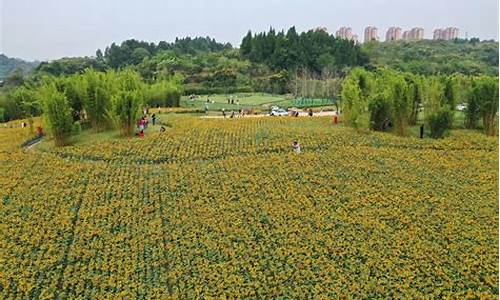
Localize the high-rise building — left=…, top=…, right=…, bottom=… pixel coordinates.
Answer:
left=412, top=27, right=425, bottom=40
left=335, top=27, right=358, bottom=43
left=402, top=31, right=410, bottom=40
left=433, top=27, right=459, bottom=40
left=364, top=26, right=379, bottom=43
left=402, top=27, right=424, bottom=41
left=444, top=27, right=459, bottom=40
left=433, top=29, right=443, bottom=40
left=385, top=27, right=402, bottom=41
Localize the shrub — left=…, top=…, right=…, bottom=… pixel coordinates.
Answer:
left=369, top=94, right=392, bottom=131
left=72, top=121, right=82, bottom=135
left=427, top=109, right=454, bottom=138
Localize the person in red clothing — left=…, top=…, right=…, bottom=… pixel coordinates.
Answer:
left=139, top=130, right=144, bottom=138
left=36, top=126, right=44, bottom=137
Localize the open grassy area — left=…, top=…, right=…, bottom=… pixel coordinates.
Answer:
left=181, top=93, right=292, bottom=111
left=180, top=93, right=341, bottom=111
left=0, top=116, right=498, bottom=298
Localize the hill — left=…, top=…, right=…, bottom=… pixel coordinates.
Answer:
left=363, top=39, right=499, bottom=76
left=0, top=54, right=39, bottom=80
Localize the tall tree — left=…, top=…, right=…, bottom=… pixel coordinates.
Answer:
left=240, top=31, right=253, bottom=58
left=39, top=83, right=74, bottom=146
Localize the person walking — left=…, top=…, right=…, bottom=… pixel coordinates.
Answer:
left=222, top=108, right=226, bottom=118
left=308, top=109, right=313, bottom=117
left=152, top=113, right=156, bottom=126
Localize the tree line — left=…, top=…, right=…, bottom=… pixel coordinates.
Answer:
left=240, top=27, right=368, bottom=74
left=35, top=37, right=232, bottom=76
left=341, top=68, right=498, bottom=137
left=363, top=39, right=498, bottom=76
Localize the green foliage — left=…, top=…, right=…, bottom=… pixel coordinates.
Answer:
left=106, top=69, right=144, bottom=136
left=390, top=75, right=411, bottom=136
left=0, top=54, right=38, bottom=80
left=241, top=27, right=368, bottom=74
left=0, top=86, right=40, bottom=122
left=427, top=109, right=454, bottom=138
left=103, top=38, right=232, bottom=69
left=72, top=121, right=82, bottom=135
left=54, top=75, right=88, bottom=121
left=364, top=40, right=498, bottom=76
left=342, top=68, right=413, bottom=135
left=145, top=80, right=182, bottom=107
left=368, top=93, right=392, bottom=131
left=36, top=57, right=105, bottom=76
left=39, top=83, right=73, bottom=146
left=471, top=77, right=499, bottom=136
left=111, top=91, right=142, bottom=136
left=341, top=69, right=372, bottom=130
left=81, top=69, right=114, bottom=131
left=405, top=74, right=424, bottom=125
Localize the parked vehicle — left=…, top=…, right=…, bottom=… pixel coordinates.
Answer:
left=270, top=109, right=289, bottom=117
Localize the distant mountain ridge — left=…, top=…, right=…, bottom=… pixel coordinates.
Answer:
left=0, top=54, right=39, bottom=80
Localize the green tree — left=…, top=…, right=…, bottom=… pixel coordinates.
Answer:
left=422, top=76, right=453, bottom=138
left=39, top=83, right=74, bottom=146
left=240, top=31, right=253, bottom=58
left=111, top=90, right=142, bottom=136
left=390, top=75, right=411, bottom=136
left=82, top=69, right=113, bottom=131
left=473, top=77, right=499, bottom=135
left=341, top=69, right=371, bottom=130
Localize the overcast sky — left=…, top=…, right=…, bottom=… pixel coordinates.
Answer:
left=0, top=0, right=498, bottom=61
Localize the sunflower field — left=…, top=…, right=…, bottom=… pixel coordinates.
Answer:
left=0, top=117, right=498, bottom=298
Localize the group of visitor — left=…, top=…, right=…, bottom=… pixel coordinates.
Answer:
left=222, top=109, right=247, bottom=118
left=136, top=106, right=166, bottom=138
left=227, top=97, right=239, bottom=105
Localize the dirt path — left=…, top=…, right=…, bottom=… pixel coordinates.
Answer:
left=201, top=111, right=338, bottom=119
left=23, top=137, right=44, bottom=150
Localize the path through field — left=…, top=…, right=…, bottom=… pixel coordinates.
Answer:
left=201, top=111, right=338, bottom=119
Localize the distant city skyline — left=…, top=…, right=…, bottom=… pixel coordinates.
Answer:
left=1, top=0, right=498, bottom=61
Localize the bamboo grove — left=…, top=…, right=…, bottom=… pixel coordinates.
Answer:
left=341, top=68, right=499, bottom=137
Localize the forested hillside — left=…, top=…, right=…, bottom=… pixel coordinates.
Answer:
left=0, top=29, right=498, bottom=123
left=0, top=54, right=39, bottom=80
left=364, top=39, right=498, bottom=76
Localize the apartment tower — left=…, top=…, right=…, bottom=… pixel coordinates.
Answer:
left=385, top=27, right=402, bottom=41
left=364, top=26, right=379, bottom=43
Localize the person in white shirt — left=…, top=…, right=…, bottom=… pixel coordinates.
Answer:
left=292, top=141, right=301, bottom=153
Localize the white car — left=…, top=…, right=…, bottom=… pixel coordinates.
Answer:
left=270, top=109, right=289, bottom=116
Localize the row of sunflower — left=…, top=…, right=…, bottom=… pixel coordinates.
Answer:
left=0, top=116, right=498, bottom=298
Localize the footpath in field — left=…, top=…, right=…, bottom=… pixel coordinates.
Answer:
left=201, top=111, right=338, bottom=119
